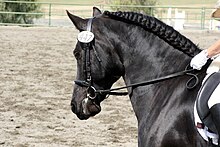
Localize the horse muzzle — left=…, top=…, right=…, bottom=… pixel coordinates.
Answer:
left=82, top=98, right=101, bottom=115
left=71, top=97, right=101, bottom=120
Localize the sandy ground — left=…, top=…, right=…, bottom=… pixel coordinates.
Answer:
left=0, top=26, right=219, bottom=147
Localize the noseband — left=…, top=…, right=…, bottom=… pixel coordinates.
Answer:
left=74, top=17, right=207, bottom=100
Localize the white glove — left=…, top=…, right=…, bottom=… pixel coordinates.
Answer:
left=190, top=50, right=209, bottom=70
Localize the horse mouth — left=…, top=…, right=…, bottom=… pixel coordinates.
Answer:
left=77, top=98, right=101, bottom=120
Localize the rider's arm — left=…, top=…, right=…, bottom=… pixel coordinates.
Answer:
left=190, top=39, right=220, bottom=70
left=207, top=39, right=220, bottom=58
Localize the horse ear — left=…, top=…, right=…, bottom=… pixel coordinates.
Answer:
left=66, top=10, right=86, bottom=31
left=93, top=7, right=102, bottom=17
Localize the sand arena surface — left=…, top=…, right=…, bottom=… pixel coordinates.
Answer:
left=0, top=26, right=219, bottom=147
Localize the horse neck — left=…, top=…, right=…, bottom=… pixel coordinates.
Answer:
left=112, top=24, right=192, bottom=86
left=108, top=23, right=199, bottom=119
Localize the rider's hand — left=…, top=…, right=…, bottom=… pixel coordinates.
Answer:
left=190, top=50, right=209, bottom=70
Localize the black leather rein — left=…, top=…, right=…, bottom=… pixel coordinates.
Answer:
left=75, top=68, right=199, bottom=96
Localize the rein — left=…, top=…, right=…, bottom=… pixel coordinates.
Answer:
left=74, top=16, right=205, bottom=99
left=75, top=68, right=200, bottom=96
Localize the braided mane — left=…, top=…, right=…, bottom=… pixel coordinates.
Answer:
left=104, top=11, right=201, bottom=57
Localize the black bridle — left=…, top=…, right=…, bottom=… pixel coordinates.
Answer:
left=74, top=17, right=202, bottom=100
left=76, top=17, right=97, bottom=99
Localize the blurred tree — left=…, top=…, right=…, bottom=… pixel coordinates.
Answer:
left=110, top=0, right=157, bottom=15
left=0, top=0, right=42, bottom=24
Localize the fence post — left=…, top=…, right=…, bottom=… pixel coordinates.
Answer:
left=201, top=7, right=205, bottom=30
left=48, top=3, right=52, bottom=26
left=150, top=6, right=153, bottom=16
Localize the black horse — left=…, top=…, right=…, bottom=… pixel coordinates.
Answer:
left=67, top=7, right=215, bottom=147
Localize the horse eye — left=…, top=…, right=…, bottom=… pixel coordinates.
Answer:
left=73, top=51, right=81, bottom=59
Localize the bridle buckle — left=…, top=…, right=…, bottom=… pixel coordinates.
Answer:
left=87, top=86, right=97, bottom=100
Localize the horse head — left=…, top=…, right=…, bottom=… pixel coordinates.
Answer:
left=67, top=7, right=124, bottom=120
left=66, top=7, right=217, bottom=146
